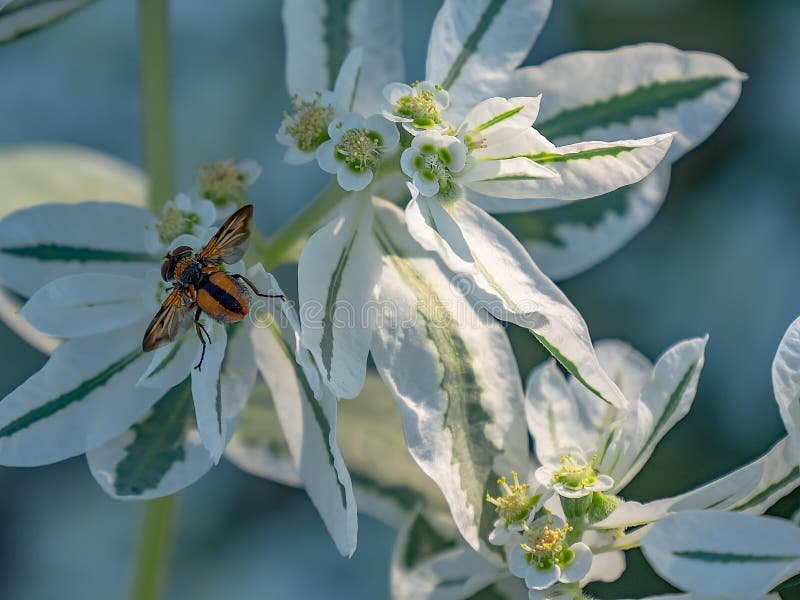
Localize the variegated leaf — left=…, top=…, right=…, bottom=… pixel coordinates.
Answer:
left=0, top=0, right=95, bottom=43
left=371, top=198, right=528, bottom=555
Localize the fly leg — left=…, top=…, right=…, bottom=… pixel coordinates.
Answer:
left=231, top=274, right=286, bottom=300
left=193, top=307, right=211, bottom=371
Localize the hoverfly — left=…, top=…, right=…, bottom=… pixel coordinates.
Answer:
left=142, top=204, right=283, bottom=370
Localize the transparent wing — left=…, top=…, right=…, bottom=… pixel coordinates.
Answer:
left=142, top=286, right=193, bottom=351
left=197, top=204, right=253, bottom=267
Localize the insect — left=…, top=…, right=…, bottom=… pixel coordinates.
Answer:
left=142, top=204, right=283, bottom=370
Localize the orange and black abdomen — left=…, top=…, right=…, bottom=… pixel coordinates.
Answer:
left=196, top=272, right=250, bottom=323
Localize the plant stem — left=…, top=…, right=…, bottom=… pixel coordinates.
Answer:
left=254, top=179, right=347, bottom=269
left=131, top=2, right=177, bottom=600
left=139, top=0, right=173, bottom=213
left=130, top=497, right=178, bottom=600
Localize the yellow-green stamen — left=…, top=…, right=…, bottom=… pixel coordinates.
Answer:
left=335, top=129, right=382, bottom=172
left=486, top=471, right=541, bottom=527
left=285, top=93, right=333, bottom=152
left=521, top=519, right=574, bottom=571
left=551, top=454, right=599, bottom=492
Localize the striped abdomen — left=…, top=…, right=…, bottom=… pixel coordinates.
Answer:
left=196, top=272, right=250, bottom=323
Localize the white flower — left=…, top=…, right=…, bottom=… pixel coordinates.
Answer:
left=382, top=80, right=450, bottom=133
left=197, top=158, right=262, bottom=209
left=316, top=113, right=399, bottom=191
left=535, top=449, right=614, bottom=500
left=144, top=193, right=216, bottom=253
left=276, top=48, right=365, bottom=164
left=400, top=130, right=467, bottom=197
left=508, top=515, right=593, bottom=591
left=486, top=471, right=551, bottom=546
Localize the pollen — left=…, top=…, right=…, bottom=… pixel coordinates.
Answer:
left=521, top=519, right=572, bottom=570
left=157, top=207, right=199, bottom=245
left=199, top=159, right=251, bottom=206
left=486, top=471, right=541, bottom=527
left=285, top=93, right=334, bottom=152
left=395, top=83, right=443, bottom=128
left=552, top=453, right=599, bottom=491
left=335, top=128, right=383, bottom=171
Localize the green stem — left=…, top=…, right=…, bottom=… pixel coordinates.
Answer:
left=254, top=179, right=348, bottom=269
left=130, top=497, right=178, bottom=600
left=139, top=0, right=173, bottom=213
left=131, top=2, right=177, bottom=600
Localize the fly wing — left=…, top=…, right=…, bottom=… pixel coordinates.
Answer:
left=197, top=204, right=253, bottom=267
left=142, top=286, right=193, bottom=351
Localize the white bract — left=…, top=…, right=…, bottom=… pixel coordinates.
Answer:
left=316, top=112, right=400, bottom=191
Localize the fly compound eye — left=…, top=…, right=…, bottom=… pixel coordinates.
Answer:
left=160, top=254, right=172, bottom=281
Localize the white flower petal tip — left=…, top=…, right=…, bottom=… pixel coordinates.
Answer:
left=559, top=543, right=593, bottom=583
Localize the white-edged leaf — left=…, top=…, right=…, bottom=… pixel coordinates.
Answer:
left=507, top=43, right=745, bottom=162
left=298, top=194, right=381, bottom=399
left=405, top=192, right=627, bottom=408
left=391, top=512, right=505, bottom=600
left=89, top=315, right=259, bottom=500
left=603, top=336, right=707, bottom=489
left=282, top=0, right=403, bottom=113
left=250, top=265, right=357, bottom=557
left=641, top=510, right=800, bottom=600
left=466, top=129, right=672, bottom=204
left=773, top=316, right=800, bottom=460
left=0, top=201, right=158, bottom=298
left=0, top=321, right=163, bottom=466
left=371, top=198, right=528, bottom=555
left=427, top=0, right=552, bottom=121
left=190, top=321, right=228, bottom=464
left=598, top=437, right=800, bottom=530
left=496, top=166, right=671, bottom=281
left=0, top=0, right=95, bottom=43
left=87, top=378, right=212, bottom=500
left=21, top=273, right=151, bottom=338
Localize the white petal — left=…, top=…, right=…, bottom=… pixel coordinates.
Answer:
left=488, top=523, right=512, bottom=546
left=383, top=81, right=413, bottom=104
left=426, top=0, right=552, bottom=121
left=190, top=321, right=228, bottom=463
left=284, top=145, right=316, bottom=166
left=315, top=140, right=340, bottom=174
left=505, top=43, right=745, bottom=161
left=553, top=484, right=591, bottom=499
left=365, top=114, right=400, bottom=151
left=405, top=195, right=628, bottom=409
left=0, top=321, right=163, bottom=466
left=559, top=543, right=593, bottom=583
left=641, top=511, right=800, bottom=600
left=591, top=474, right=614, bottom=492
left=412, top=174, right=440, bottom=197
left=21, top=273, right=150, bottom=338
left=337, top=166, right=374, bottom=192
left=444, top=137, right=468, bottom=172
left=581, top=547, right=625, bottom=585
left=525, top=566, right=559, bottom=590
left=370, top=198, right=528, bottom=553
left=508, top=543, right=530, bottom=578
left=400, top=148, right=420, bottom=179
left=534, top=466, right=554, bottom=488
left=298, top=195, right=381, bottom=399
left=0, top=201, right=157, bottom=297
left=250, top=264, right=358, bottom=557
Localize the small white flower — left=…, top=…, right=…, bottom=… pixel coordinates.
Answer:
left=534, top=449, right=614, bottom=499
left=508, top=515, right=593, bottom=592
left=316, top=113, right=400, bottom=191
left=400, top=130, right=467, bottom=198
left=198, top=158, right=262, bottom=210
left=486, top=471, right=551, bottom=546
left=277, top=91, right=338, bottom=165
left=144, top=193, right=216, bottom=253
left=382, top=80, right=450, bottom=133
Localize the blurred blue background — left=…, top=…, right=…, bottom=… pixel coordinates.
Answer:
left=1, top=0, right=799, bottom=597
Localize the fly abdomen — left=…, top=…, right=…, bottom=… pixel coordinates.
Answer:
left=197, top=272, right=250, bottom=323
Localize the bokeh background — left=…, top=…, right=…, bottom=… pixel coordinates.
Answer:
left=1, top=0, right=799, bottom=598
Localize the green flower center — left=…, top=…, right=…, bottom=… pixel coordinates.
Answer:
left=157, top=208, right=200, bottom=244
left=551, top=454, right=599, bottom=491
left=395, top=83, right=443, bottom=129
left=335, top=129, right=383, bottom=172
left=486, top=471, right=541, bottom=527
left=413, top=143, right=459, bottom=197
left=521, top=521, right=574, bottom=571
left=285, top=93, right=333, bottom=152
left=199, top=159, right=250, bottom=206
